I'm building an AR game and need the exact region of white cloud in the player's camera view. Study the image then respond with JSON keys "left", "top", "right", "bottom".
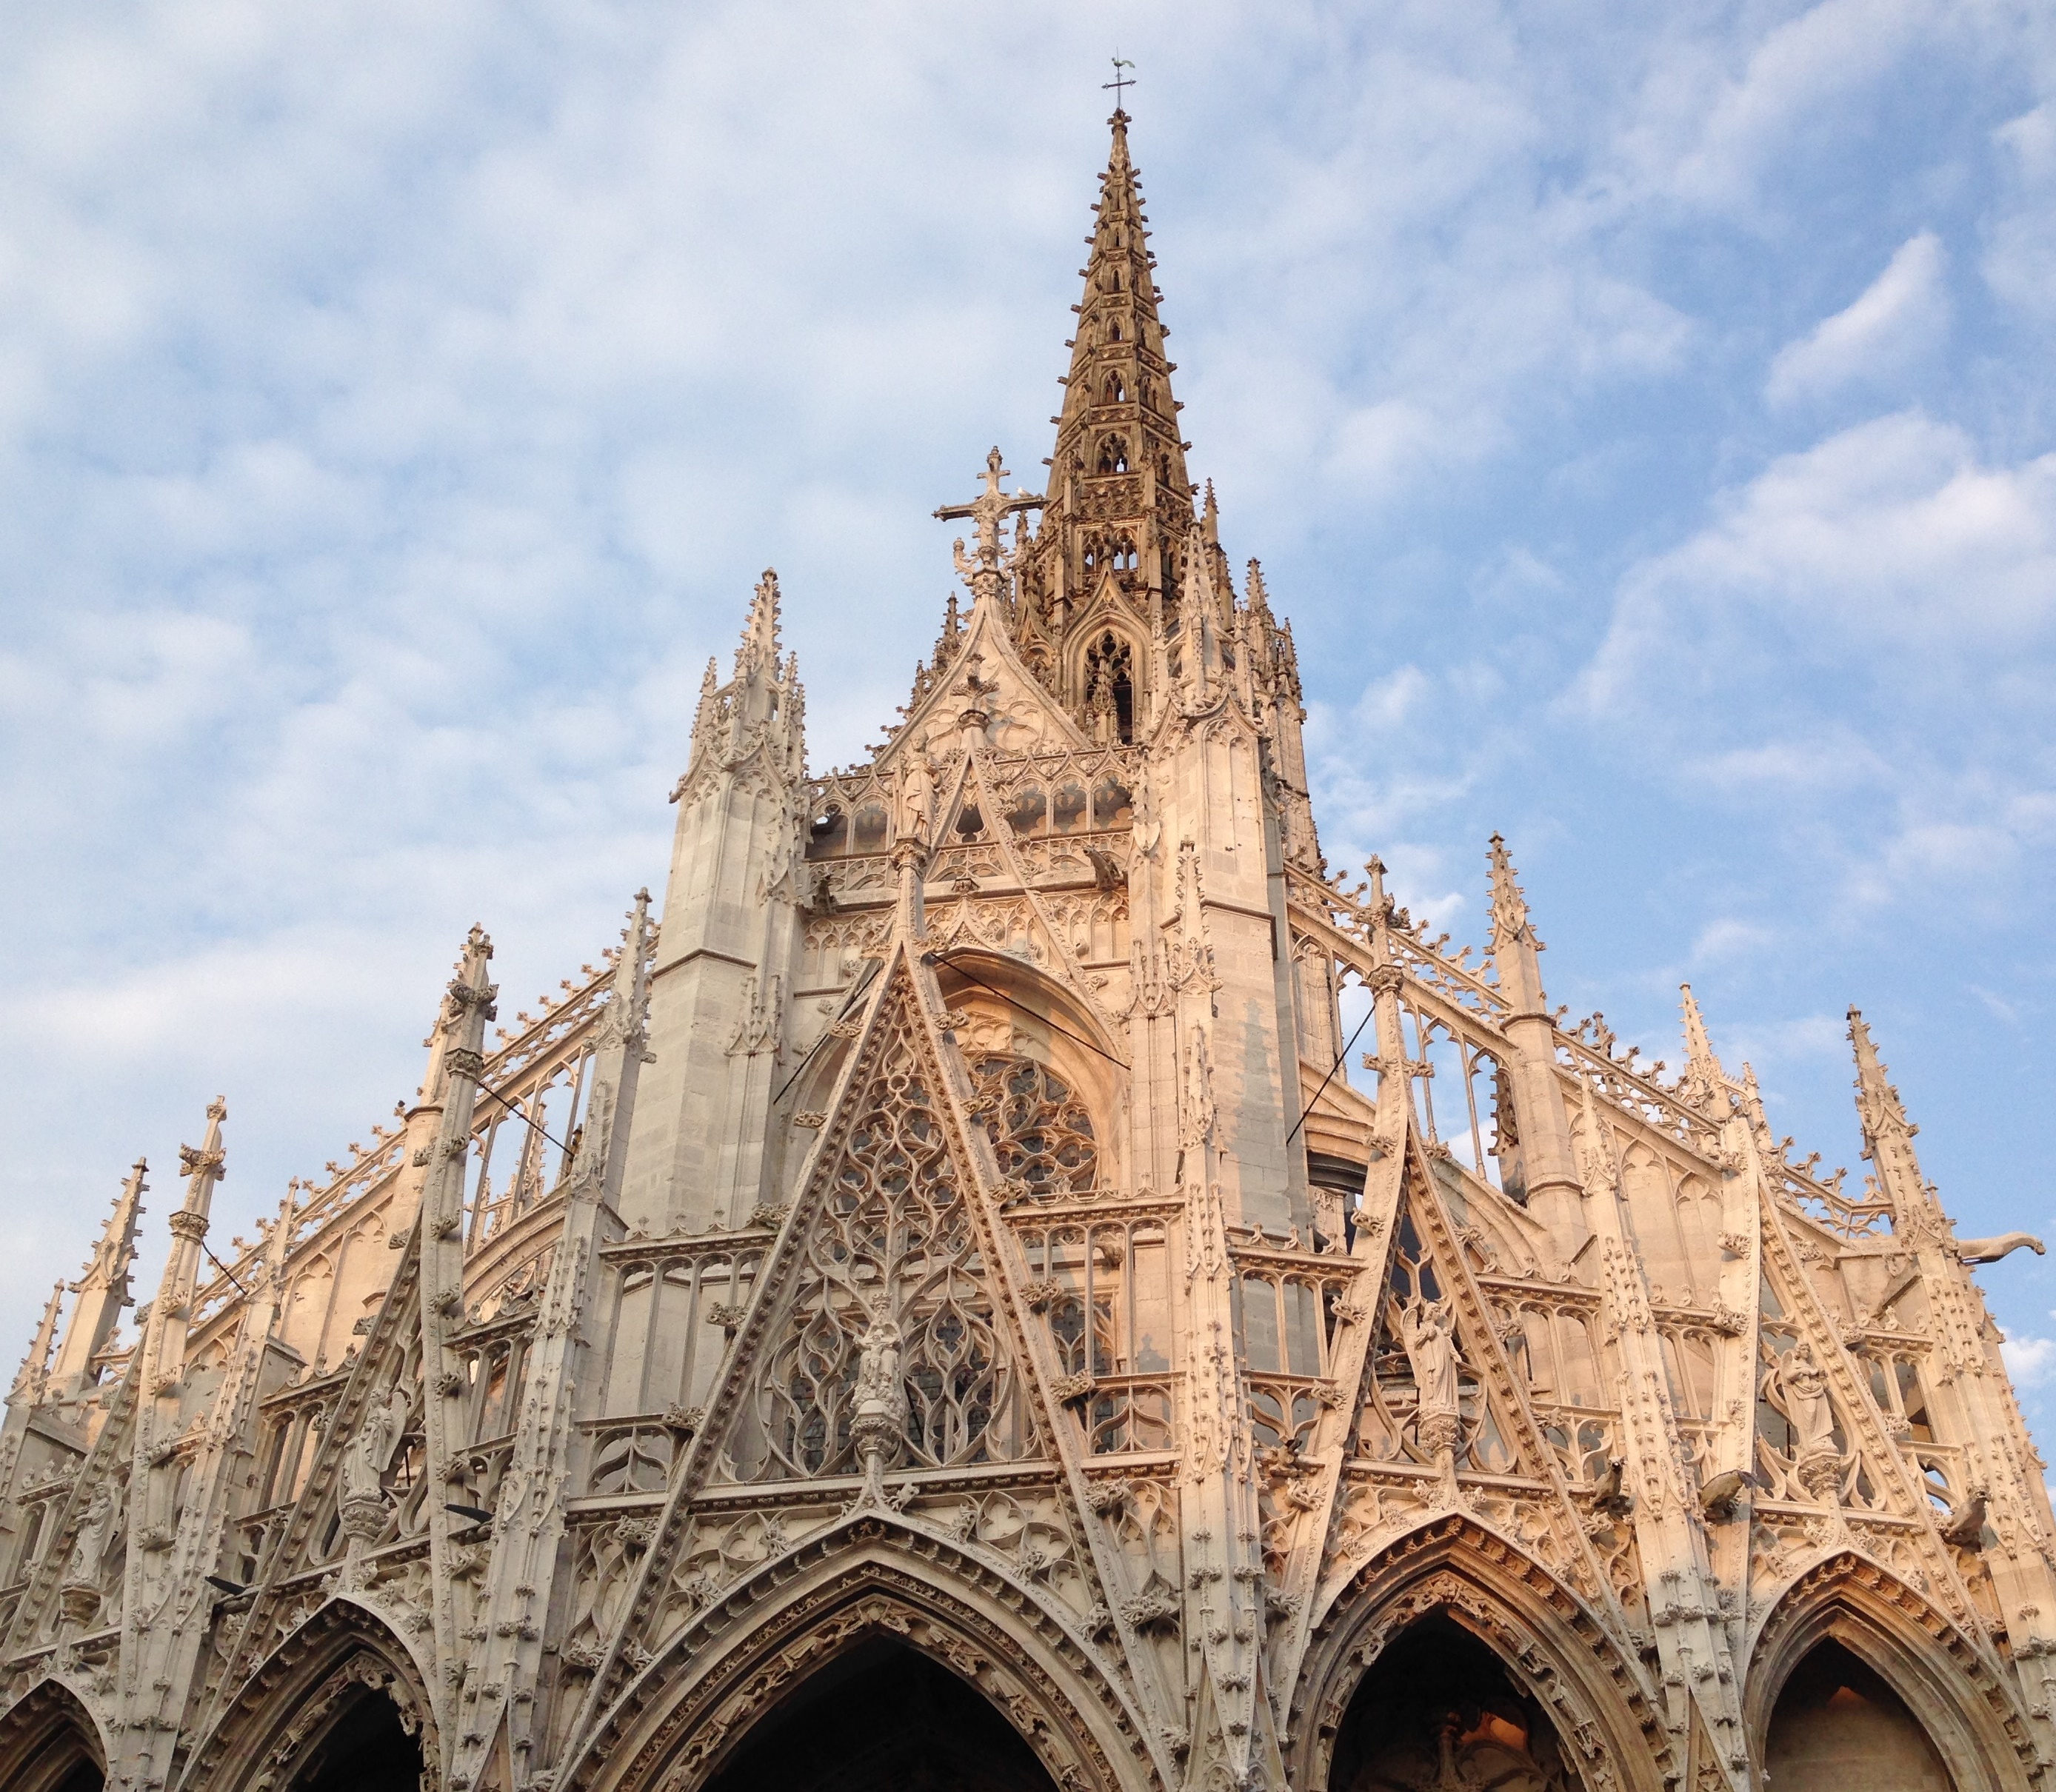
{"left": 1986, "top": 102, "right": 2056, "bottom": 319}
{"left": 1582, "top": 412, "right": 2056, "bottom": 711}
{"left": 2006, "top": 1333, "right": 2056, "bottom": 1388}
{"left": 1766, "top": 232, "right": 1949, "bottom": 407}
{"left": 1690, "top": 917, "right": 1775, "bottom": 962}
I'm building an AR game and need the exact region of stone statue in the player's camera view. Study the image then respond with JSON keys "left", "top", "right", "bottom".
{"left": 64, "top": 1482, "right": 113, "bottom": 1586}
{"left": 1181, "top": 1026, "right": 1216, "bottom": 1155}
{"left": 1401, "top": 1300, "right": 1460, "bottom": 1419}
{"left": 341, "top": 1385, "right": 410, "bottom": 1503}
{"left": 853, "top": 1304, "right": 903, "bottom": 1411}
{"left": 1774, "top": 1342, "right": 1835, "bottom": 1454}
{"left": 897, "top": 749, "right": 936, "bottom": 843}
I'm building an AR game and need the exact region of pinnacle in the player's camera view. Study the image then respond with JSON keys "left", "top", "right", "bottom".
{"left": 738, "top": 567, "right": 783, "bottom": 678}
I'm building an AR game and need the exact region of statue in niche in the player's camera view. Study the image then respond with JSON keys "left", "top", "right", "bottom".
{"left": 1400, "top": 1300, "right": 1460, "bottom": 1420}
{"left": 341, "top": 1386, "right": 411, "bottom": 1504}
{"left": 897, "top": 748, "right": 937, "bottom": 843}
{"left": 853, "top": 1303, "right": 903, "bottom": 1411}
{"left": 1770, "top": 1341, "right": 1836, "bottom": 1454}
{"left": 64, "top": 1482, "right": 114, "bottom": 1586}
{"left": 1181, "top": 1026, "right": 1216, "bottom": 1156}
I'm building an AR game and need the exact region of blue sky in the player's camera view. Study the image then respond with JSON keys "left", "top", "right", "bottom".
{"left": 4, "top": 1, "right": 2056, "bottom": 1435}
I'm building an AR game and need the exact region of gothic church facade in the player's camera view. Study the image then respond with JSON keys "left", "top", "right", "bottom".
{"left": 1, "top": 111, "right": 2051, "bottom": 1792}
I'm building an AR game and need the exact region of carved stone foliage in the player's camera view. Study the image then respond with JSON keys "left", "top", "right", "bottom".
{"left": 738, "top": 986, "right": 1035, "bottom": 1480}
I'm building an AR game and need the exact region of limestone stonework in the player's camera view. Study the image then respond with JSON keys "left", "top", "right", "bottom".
{"left": 2, "top": 111, "right": 2052, "bottom": 1792}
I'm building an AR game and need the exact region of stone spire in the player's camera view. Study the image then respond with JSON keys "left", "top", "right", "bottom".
{"left": 1483, "top": 837, "right": 1586, "bottom": 1263}
{"left": 1677, "top": 983, "right": 1729, "bottom": 1117}
{"left": 48, "top": 1157, "right": 146, "bottom": 1393}
{"left": 155, "top": 1100, "right": 226, "bottom": 1332}
{"left": 675, "top": 569, "right": 805, "bottom": 806}
{"left": 1047, "top": 107, "right": 1191, "bottom": 504}
{"left": 1007, "top": 107, "right": 1201, "bottom": 715}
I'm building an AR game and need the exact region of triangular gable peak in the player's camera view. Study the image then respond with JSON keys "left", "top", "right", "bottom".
{"left": 880, "top": 586, "right": 1094, "bottom": 777}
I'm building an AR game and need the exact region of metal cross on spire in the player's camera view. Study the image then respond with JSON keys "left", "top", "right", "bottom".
{"left": 1104, "top": 56, "right": 1135, "bottom": 107}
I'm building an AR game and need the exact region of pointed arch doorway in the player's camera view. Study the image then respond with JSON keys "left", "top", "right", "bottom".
{"left": 287, "top": 1686, "right": 426, "bottom": 1792}
{"left": 1327, "top": 1612, "right": 1579, "bottom": 1792}
{"left": 702, "top": 1636, "right": 1059, "bottom": 1792}
{"left": 1764, "top": 1639, "right": 1952, "bottom": 1791}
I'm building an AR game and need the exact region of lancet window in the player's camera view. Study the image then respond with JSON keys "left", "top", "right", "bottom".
{"left": 1083, "top": 630, "right": 1136, "bottom": 743}
{"left": 1097, "top": 435, "right": 1130, "bottom": 475}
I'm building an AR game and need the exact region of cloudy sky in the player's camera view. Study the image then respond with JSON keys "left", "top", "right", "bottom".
{"left": 4, "top": 1, "right": 2056, "bottom": 1434}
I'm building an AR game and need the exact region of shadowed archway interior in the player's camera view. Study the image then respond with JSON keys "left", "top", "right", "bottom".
{"left": 1328, "top": 1613, "right": 1575, "bottom": 1792}
{"left": 289, "top": 1689, "right": 424, "bottom": 1792}
{"left": 1765, "top": 1639, "right": 1952, "bottom": 1792}
{"left": 701, "top": 1638, "right": 1059, "bottom": 1792}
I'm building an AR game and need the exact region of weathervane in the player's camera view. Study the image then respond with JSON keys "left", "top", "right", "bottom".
{"left": 1104, "top": 56, "right": 1135, "bottom": 107}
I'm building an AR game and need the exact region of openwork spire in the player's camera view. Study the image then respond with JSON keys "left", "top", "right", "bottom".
{"left": 1047, "top": 109, "right": 1191, "bottom": 504}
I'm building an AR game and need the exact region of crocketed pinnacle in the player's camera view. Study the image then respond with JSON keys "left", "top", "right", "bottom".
{"left": 49, "top": 1157, "right": 147, "bottom": 1386}
{"left": 1848, "top": 1007, "right": 1913, "bottom": 1144}
{"left": 1047, "top": 110, "right": 1192, "bottom": 505}
{"left": 1678, "top": 984, "right": 1729, "bottom": 1114}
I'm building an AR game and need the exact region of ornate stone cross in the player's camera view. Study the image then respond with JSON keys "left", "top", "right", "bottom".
{"left": 934, "top": 447, "right": 1044, "bottom": 576}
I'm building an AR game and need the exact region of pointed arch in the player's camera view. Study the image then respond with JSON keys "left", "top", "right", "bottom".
{"left": 1292, "top": 1516, "right": 1672, "bottom": 1792}
{"left": 0, "top": 1676, "right": 108, "bottom": 1792}
{"left": 1745, "top": 1550, "right": 2035, "bottom": 1790}
{"left": 930, "top": 948, "right": 1127, "bottom": 1187}
{"left": 559, "top": 1519, "right": 1154, "bottom": 1791}
{"left": 178, "top": 1597, "right": 438, "bottom": 1792}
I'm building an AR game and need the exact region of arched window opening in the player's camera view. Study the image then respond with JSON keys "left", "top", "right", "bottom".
{"left": 1108, "top": 319, "right": 1123, "bottom": 342}
{"left": 851, "top": 803, "right": 888, "bottom": 853}
{"left": 1112, "top": 535, "right": 1136, "bottom": 569}
{"left": 1328, "top": 1612, "right": 1574, "bottom": 1792}
{"left": 1766, "top": 1641, "right": 1951, "bottom": 1791}
{"left": 1096, "top": 436, "right": 1129, "bottom": 475}
{"left": 804, "top": 806, "right": 847, "bottom": 860}
{"left": 1004, "top": 786, "right": 1047, "bottom": 835}
{"left": 1084, "top": 631, "right": 1135, "bottom": 743}
{"left": 1104, "top": 372, "right": 1126, "bottom": 404}
{"left": 705, "top": 1638, "right": 1058, "bottom": 1792}
{"left": 292, "top": 1687, "right": 426, "bottom": 1792}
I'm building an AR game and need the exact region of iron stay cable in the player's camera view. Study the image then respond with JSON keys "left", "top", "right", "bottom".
{"left": 927, "top": 951, "right": 1129, "bottom": 1070}
{"left": 1285, "top": 997, "right": 1377, "bottom": 1145}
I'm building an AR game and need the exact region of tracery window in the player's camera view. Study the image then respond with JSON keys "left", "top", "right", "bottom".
{"left": 754, "top": 1005, "right": 1033, "bottom": 1480}
{"left": 1097, "top": 435, "right": 1130, "bottom": 475}
{"left": 969, "top": 1054, "right": 1099, "bottom": 1196}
